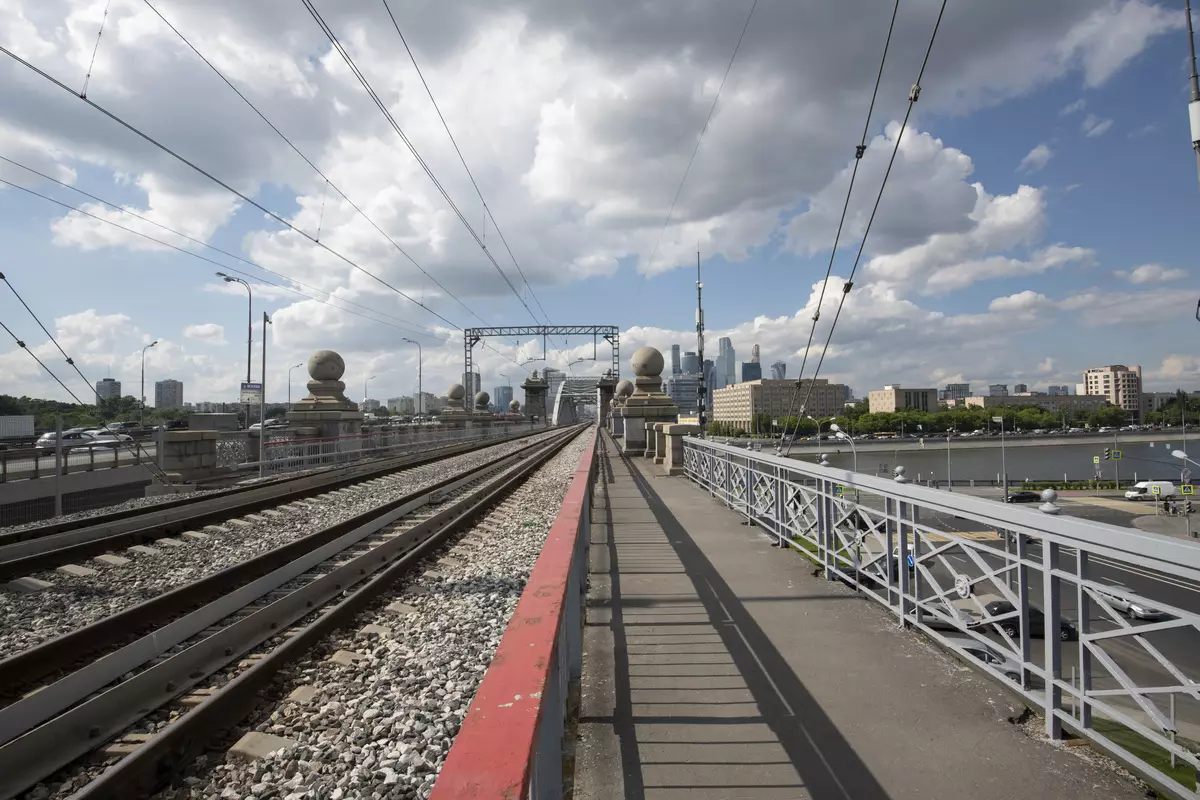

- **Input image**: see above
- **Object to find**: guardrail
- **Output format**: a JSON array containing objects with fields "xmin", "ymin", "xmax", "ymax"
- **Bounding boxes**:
[
  {"xmin": 0, "ymin": 443, "xmax": 157, "ymax": 483},
  {"xmin": 683, "ymin": 435, "xmax": 1200, "ymax": 797},
  {"xmin": 258, "ymin": 424, "xmax": 530, "ymax": 476},
  {"xmin": 431, "ymin": 427, "xmax": 597, "ymax": 800}
]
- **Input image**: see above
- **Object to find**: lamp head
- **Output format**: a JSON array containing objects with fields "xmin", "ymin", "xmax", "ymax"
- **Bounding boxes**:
[
  {"xmin": 149, "ymin": 340, "xmax": 158, "ymax": 348},
  {"xmin": 829, "ymin": 423, "xmax": 841, "ymax": 432},
  {"xmin": 835, "ymin": 431, "xmax": 849, "ymax": 440},
  {"xmin": 1173, "ymin": 449, "xmax": 1189, "ymax": 460}
]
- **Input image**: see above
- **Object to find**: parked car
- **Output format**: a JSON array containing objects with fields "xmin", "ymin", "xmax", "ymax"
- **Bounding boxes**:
[
  {"xmin": 982, "ymin": 599, "xmax": 1078, "ymax": 641},
  {"xmin": 1093, "ymin": 583, "xmax": 1171, "ymax": 621},
  {"xmin": 941, "ymin": 634, "xmax": 1024, "ymax": 682},
  {"xmin": 1005, "ymin": 491, "xmax": 1041, "ymax": 504},
  {"xmin": 1124, "ymin": 481, "xmax": 1177, "ymax": 501}
]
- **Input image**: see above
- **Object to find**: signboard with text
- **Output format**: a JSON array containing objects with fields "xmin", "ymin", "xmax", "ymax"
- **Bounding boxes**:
[{"xmin": 239, "ymin": 382, "xmax": 263, "ymax": 405}]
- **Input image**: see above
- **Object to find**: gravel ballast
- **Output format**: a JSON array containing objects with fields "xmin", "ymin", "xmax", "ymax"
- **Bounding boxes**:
[
  {"xmin": 156, "ymin": 429, "xmax": 591, "ymax": 800},
  {"xmin": 0, "ymin": 430, "xmax": 564, "ymax": 658}
]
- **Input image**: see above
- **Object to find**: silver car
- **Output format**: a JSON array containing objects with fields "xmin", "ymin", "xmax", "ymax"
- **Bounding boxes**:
[
  {"xmin": 1094, "ymin": 583, "xmax": 1171, "ymax": 621},
  {"xmin": 909, "ymin": 599, "xmax": 982, "ymax": 632},
  {"xmin": 941, "ymin": 634, "xmax": 1024, "ymax": 683}
]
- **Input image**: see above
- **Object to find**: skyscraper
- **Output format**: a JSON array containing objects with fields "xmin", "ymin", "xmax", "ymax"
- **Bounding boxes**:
[
  {"xmin": 461, "ymin": 372, "xmax": 481, "ymax": 395},
  {"xmin": 751, "ymin": 344, "xmax": 760, "ymax": 364},
  {"xmin": 154, "ymin": 379, "xmax": 184, "ymax": 409},
  {"xmin": 670, "ymin": 344, "xmax": 681, "ymax": 375},
  {"xmin": 740, "ymin": 362, "xmax": 762, "ymax": 382},
  {"xmin": 95, "ymin": 377, "xmax": 121, "ymax": 401},
  {"xmin": 681, "ymin": 350, "xmax": 701, "ymax": 375},
  {"xmin": 770, "ymin": 361, "xmax": 786, "ymax": 380},
  {"xmin": 716, "ymin": 337, "xmax": 735, "ymax": 387},
  {"xmin": 493, "ymin": 385, "xmax": 514, "ymax": 411}
]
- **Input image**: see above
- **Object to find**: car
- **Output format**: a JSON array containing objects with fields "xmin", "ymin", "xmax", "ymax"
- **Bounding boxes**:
[
  {"xmin": 37, "ymin": 429, "xmax": 131, "ymax": 454},
  {"xmin": 1005, "ymin": 491, "xmax": 1041, "ymax": 504},
  {"xmin": 151, "ymin": 420, "xmax": 189, "ymax": 431},
  {"xmin": 249, "ymin": 418, "xmax": 288, "ymax": 431},
  {"xmin": 1125, "ymin": 481, "xmax": 1177, "ymax": 501},
  {"xmin": 1093, "ymin": 583, "xmax": 1171, "ymax": 621},
  {"xmin": 909, "ymin": 599, "xmax": 982, "ymax": 632},
  {"xmin": 102, "ymin": 421, "xmax": 147, "ymax": 438},
  {"xmin": 982, "ymin": 599, "xmax": 1078, "ymax": 641},
  {"xmin": 941, "ymin": 634, "xmax": 1025, "ymax": 683}
]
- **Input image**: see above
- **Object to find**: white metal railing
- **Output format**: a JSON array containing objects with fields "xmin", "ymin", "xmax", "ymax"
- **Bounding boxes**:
[{"xmin": 683, "ymin": 436, "xmax": 1200, "ymax": 797}]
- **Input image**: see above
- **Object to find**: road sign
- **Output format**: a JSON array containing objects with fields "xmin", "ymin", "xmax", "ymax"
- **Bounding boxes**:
[
  {"xmin": 1092, "ymin": 455, "xmax": 1100, "ymax": 465},
  {"xmin": 992, "ymin": 416, "xmax": 1003, "ymax": 424},
  {"xmin": 1151, "ymin": 484, "xmax": 1162, "ymax": 495},
  {"xmin": 834, "ymin": 485, "xmax": 844, "ymax": 497},
  {"xmin": 1112, "ymin": 449, "xmax": 1123, "ymax": 461},
  {"xmin": 906, "ymin": 554, "xmax": 915, "ymax": 568},
  {"xmin": 239, "ymin": 382, "xmax": 263, "ymax": 405},
  {"xmin": 1183, "ymin": 484, "xmax": 1195, "ymax": 496}
]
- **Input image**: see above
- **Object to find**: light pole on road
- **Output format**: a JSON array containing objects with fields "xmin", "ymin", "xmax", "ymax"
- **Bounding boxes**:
[
  {"xmin": 140, "ymin": 340, "xmax": 157, "ymax": 425},
  {"xmin": 288, "ymin": 362, "xmax": 304, "ymax": 409},
  {"xmin": 364, "ymin": 374, "xmax": 376, "ymax": 405},
  {"xmin": 832, "ymin": 426, "xmax": 858, "ymax": 501},
  {"xmin": 216, "ymin": 272, "xmax": 253, "ymax": 425},
  {"xmin": 402, "ymin": 338, "xmax": 423, "ymax": 415}
]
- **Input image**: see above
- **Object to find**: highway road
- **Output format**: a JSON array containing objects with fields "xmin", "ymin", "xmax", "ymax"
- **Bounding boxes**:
[{"xmin": 0, "ymin": 444, "xmax": 158, "ymax": 481}]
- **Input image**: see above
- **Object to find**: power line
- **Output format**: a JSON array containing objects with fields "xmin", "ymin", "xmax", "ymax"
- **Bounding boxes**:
[
  {"xmin": 776, "ymin": 0, "xmax": 900, "ymax": 451},
  {"xmin": 0, "ymin": 156, "xmax": 440, "ymax": 338},
  {"xmin": 645, "ymin": 0, "xmax": 758, "ymax": 275},
  {"xmin": 0, "ymin": 176, "xmax": 441, "ymax": 341},
  {"xmin": 138, "ymin": 0, "xmax": 488, "ymax": 328},
  {"xmin": 300, "ymin": 0, "xmax": 541, "ymax": 326},
  {"xmin": 0, "ymin": 41, "xmax": 465, "ymax": 332},
  {"xmin": 784, "ymin": 0, "xmax": 949, "ymax": 457}
]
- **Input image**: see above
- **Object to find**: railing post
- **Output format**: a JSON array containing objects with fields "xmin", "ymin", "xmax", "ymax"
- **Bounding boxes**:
[
  {"xmin": 889, "ymin": 496, "xmax": 904, "ymax": 623},
  {"xmin": 1044, "ymin": 539, "xmax": 1063, "ymax": 739},
  {"xmin": 1016, "ymin": 534, "xmax": 1032, "ymax": 688},
  {"xmin": 1076, "ymin": 550, "xmax": 1092, "ymax": 729}
]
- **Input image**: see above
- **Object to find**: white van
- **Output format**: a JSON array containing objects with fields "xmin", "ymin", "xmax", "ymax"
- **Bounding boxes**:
[{"xmin": 1125, "ymin": 481, "xmax": 1177, "ymax": 500}]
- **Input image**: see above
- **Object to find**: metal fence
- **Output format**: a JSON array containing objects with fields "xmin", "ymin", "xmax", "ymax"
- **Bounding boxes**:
[
  {"xmin": 683, "ymin": 436, "xmax": 1200, "ymax": 797},
  {"xmin": 258, "ymin": 424, "xmax": 526, "ymax": 476},
  {"xmin": 0, "ymin": 443, "xmax": 158, "ymax": 483}
]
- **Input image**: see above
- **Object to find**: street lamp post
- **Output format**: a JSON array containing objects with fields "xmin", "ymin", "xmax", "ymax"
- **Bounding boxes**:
[
  {"xmin": 401, "ymin": 338, "xmax": 423, "ymax": 416},
  {"xmin": 216, "ymin": 273, "xmax": 253, "ymax": 425},
  {"xmin": 140, "ymin": 340, "xmax": 158, "ymax": 425},
  {"xmin": 260, "ymin": 312, "xmax": 271, "ymax": 477},
  {"xmin": 946, "ymin": 428, "xmax": 953, "ymax": 491},
  {"xmin": 287, "ymin": 362, "xmax": 304, "ymax": 409},
  {"xmin": 994, "ymin": 415, "xmax": 1008, "ymax": 496},
  {"xmin": 831, "ymin": 425, "xmax": 859, "ymax": 501},
  {"xmin": 364, "ymin": 374, "xmax": 376, "ymax": 406}
]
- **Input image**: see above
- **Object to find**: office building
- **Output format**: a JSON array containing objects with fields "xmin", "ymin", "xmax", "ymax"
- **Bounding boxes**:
[
  {"xmin": 868, "ymin": 385, "xmax": 938, "ymax": 414},
  {"xmin": 362, "ymin": 399, "xmax": 381, "ymax": 412},
  {"xmin": 154, "ymin": 379, "xmax": 184, "ymax": 409},
  {"xmin": 988, "ymin": 384, "xmax": 1008, "ymax": 397},
  {"xmin": 461, "ymin": 372, "xmax": 481, "ymax": 396},
  {"xmin": 940, "ymin": 383, "xmax": 970, "ymax": 402},
  {"xmin": 670, "ymin": 344, "xmax": 681, "ymax": 376},
  {"xmin": 962, "ymin": 395, "xmax": 1106, "ymax": 412},
  {"xmin": 193, "ymin": 401, "xmax": 227, "ymax": 413},
  {"xmin": 681, "ymin": 350, "xmax": 701, "ymax": 376},
  {"xmin": 740, "ymin": 361, "xmax": 762, "ymax": 382},
  {"xmin": 1013, "ymin": 383, "xmax": 1028, "ymax": 394},
  {"xmin": 388, "ymin": 396, "xmax": 414, "ymax": 414},
  {"xmin": 712, "ymin": 378, "xmax": 848, "ymax": 430},
  {"xmin": 716, "ymin": 337, "xmax": 735, "ymax": 387},
  {"xmin": 493, "ymin": 385, "xmax": 514, "ymax": 411},
  {"xmin": 95, "ymin": 377, "xmax": 122, "ymax": 401},
  {"xmin": 665, "ymin": 373, "xmax": 702, "ymax": 414},
  {"xmin": 751, "ymin": 344, "xmax": 760, "ymax": 363},
  {"xmin": 1048, "ymin": 385, "xmax": 1070, "ymax": 396},
  {"xmin": 418, "ymin": 392, "xmax": 444, "ymax": 413},
  {"xmin": 1083, "ymin": 365, "xmax": 1142, "ymax": 420},
  {"xmin": 770, "ymin": 361, "xmax": 786, "ymax": 380}
]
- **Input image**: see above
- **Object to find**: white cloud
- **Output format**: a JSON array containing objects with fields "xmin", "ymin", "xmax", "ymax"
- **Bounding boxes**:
[
  {"xmin": 1055, "ymin": 0, "xmax": 1183, "ymax": 87},
  {"xmin": 1018, "ymin": 143, "xmax": 1053, "ymax": 173},
  {"xmin": 1060, "ymin": 98, "xmax": 1086, "ymax": 115},
  {"xmin": 1037, "ymin": 357, "xmax": 1056, "ymax": 373},
  {"xmin": 989, "ymin": 291, "xmax": 1053, "ymax": 312},
  {"xmin": 1081, "ymin": 113, "xmax": 1114, "ymax": 137},
  {"xmin": 183, "ymin": 323, "xmax": 227, "ymax": 345},
  {"xmin": 1114, "ymin": 263, "xmax": 1187, "ymax": 284},
  {"xmin": 1058, "ymin": 286, "xmax": 1186, "ymax": 326},
  {"xmin": 1148, "ymin": 355, "xmax": 1200, "ymax": 384}
]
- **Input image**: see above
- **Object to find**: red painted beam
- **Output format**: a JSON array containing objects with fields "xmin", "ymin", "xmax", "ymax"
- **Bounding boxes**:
[{"xmin": 431, "ymin": 428, "xmax": 597, "ymax": 799}]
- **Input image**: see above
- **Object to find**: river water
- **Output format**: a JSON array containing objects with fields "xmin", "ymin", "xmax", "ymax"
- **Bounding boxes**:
[{"xmin": 790, "ymin": 436, "xmax": 1193, "ymax": 484}]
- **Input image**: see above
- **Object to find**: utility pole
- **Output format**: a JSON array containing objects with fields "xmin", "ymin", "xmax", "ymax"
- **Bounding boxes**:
[
  {"xmin": 1188, "ymin": 0, "xmax": 1200, "ymax": 194},
  {"xmin": 696, "ymin": 248, "xmax": 706, "ymax": 438}
]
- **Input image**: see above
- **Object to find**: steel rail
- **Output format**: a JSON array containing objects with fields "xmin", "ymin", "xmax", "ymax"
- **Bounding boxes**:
[
  {"xmin": 63, "ymin": 425, "xmax": 584, "ymax": 800},
  {"xmin": 0, "ymin": 428, "xmax": 544, "ymax": 576},
  {"xmin": 0, "ymin": 427, "xmax": 565, "ymax": 696}
]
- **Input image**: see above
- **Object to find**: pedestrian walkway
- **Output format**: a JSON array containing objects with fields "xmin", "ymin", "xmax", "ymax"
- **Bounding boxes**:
[{"xmin": 574, "ymin": 431, "xmax": 1143, "ymax": 800}]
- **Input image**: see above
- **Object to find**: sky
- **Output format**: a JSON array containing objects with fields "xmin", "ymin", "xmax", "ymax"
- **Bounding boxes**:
[{"xmin": 0, "ymin": 0, "xmax": 1197, "ymax": 407}]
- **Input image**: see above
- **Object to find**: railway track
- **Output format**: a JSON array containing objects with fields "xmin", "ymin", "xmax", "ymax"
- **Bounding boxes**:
[
  {"xmin": 0, "ymin": 427, "xmax": 548, "ymax": 579},
  {"xmin": 0, "ymin": 424, "xmax": 586, "ymax": 800}
]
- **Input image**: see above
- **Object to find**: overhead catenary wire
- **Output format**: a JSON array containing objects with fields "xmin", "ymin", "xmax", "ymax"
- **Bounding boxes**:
[
  {"xmin": 775, "ymin": 0, "xmax": 900, "ymax": 451},
  {"xmin": 0, "ymin": 156, "xmax": 440, "ymax": 338},
  {"xmin": 138, "ymin": 0, "xmax": 489, "ymax": 329},
  {"xmin": 0, "ymin": 41, "xmax": 465, "ymax": 333},
  {"xmin": 301, "ymin": 0, "xmax": 541, "ymax": 327},
  {"xmin": 0, "ymin": 177, "xmax": 441, "ymax": 341},
  {"xmin": 645, "ymin": 0, "xmax": 758, "ymax": 275},
  {"xmin": 378, "ymin": 0, "xmax": 575, "ymax": 367},
  {"xmin": 81, "ymin": 0, "xmax": 112, "ymax": 98},
  {"xmin": 783, "ymin": 0, "xmax": 950, "ymax": 457}
]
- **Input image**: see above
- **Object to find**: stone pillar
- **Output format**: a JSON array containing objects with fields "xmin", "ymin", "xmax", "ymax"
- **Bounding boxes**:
[
  {"xmin": 158, "ymin": 430, "xmax": 220, "ymax": 482},
  {"xmin": 617, "ymin": 347, "xmax": 679, "ymax": 456},
  {"xmin": 439, "ymin": 383, "xmax": 473, "ymax": 429},
  {"xmin": 610, "ymin": 379, "xmax": 633, "ymax": 438},
  {"xmin": 472, "ymin": 391, "xmax": 493, "ymax": 429},
  {"xmin": 652, "ymin": 422, "xmax": 669, "ymax": 464},
  {"xmin": 597, "ymin": 372, "xmax": 618, "ymax": 426},
  {"xmin": 285, "ymin": 350, "xmax": 365, "ymax": 452},
  {"xmin": 522, "ymin": 370, "xmax": 548, "ymax": 424},
  {"xmin": 662, "ymin": 423, "xmax": 700, "ymax": 475}
]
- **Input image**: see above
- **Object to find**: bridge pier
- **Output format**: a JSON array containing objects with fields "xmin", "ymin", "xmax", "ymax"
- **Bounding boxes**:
[{"xmin": 616, "ymin": 348, "xmax": 678, "ymax": 457}]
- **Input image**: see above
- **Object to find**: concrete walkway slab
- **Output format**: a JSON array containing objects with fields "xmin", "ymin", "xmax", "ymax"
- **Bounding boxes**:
[{"xmin": 575, "ymin": 431, "xmax": 1144, "ymax": 800}]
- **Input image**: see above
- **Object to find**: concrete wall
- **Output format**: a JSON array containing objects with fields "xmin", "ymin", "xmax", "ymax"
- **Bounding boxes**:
[{"xmin": 0, "ymin": 463, "xmax": 157, "ymax": 526}]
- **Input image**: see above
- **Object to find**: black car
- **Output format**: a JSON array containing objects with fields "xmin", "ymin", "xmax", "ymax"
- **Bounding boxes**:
[
  {"xmin": 983, "ymin": 599, "xmax": 1077, "ymax": 641},
  {"xmin": 1005, "ymin": 491, "xmax": 1041, "ymax": 503}
]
